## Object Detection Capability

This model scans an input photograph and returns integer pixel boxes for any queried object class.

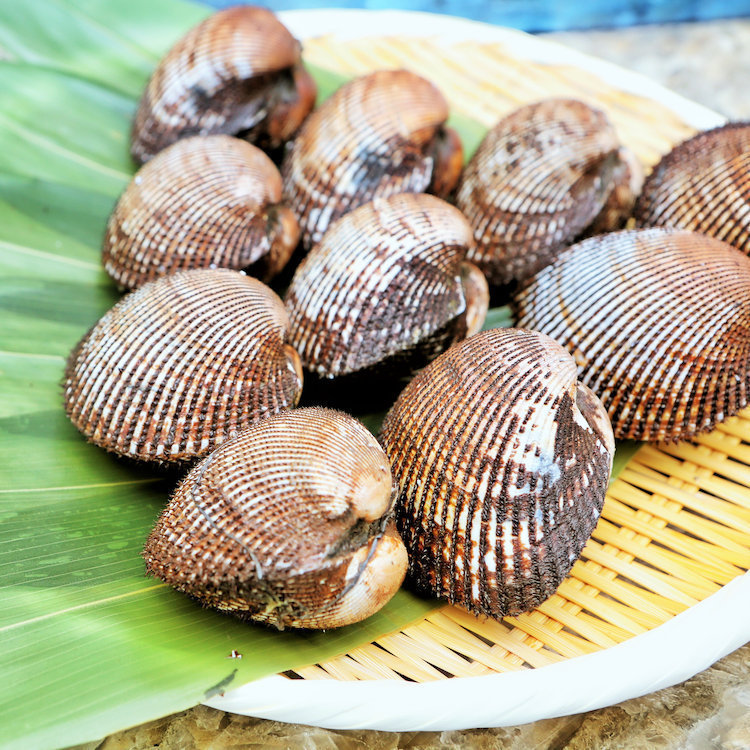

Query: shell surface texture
[635,122,750,255]
[104,135,300,290]
[455,98,621,286]
[513,227,750,442]
[585,145,645,236]
[284,193,489,391]
[64,269,303,464]
[281,69,462,249]
[143,408,408,630]
[378,328,614,619]
[131,6,316,163]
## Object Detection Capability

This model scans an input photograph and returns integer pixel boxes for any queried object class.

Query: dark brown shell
[455,98,620,285]
[281,70,462,249]
[103,135,299,290]
[635,122,750,255]
[379,328,614,619]
[131,6,316,163]
[64,269,302,463]
[513,228,750,442]
[284,193,488,381]
[585,145,644,236]
[143,408,408,629]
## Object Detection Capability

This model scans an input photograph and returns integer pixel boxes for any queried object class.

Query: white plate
[205,9,745,731]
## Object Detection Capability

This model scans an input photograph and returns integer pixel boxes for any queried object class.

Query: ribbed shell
[379,328,614,619]
[131,6,315,163]
[64,269,302,463]
[455,98,620,285]
[281,69,455,249]
[586,145,644,236]
[104,136,299,290]
[284,193,488,378]
[635,122,750,255]
[513,228,750,442]
[143,408,408,629]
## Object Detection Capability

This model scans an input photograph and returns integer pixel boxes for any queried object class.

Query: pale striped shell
[64,269,302,463]
[455,98,620,285]
[284,194,488,383]
[131,6,316,163]
[104,136,299,290]
[143,408,408,629]
[635,122,750,255]
[281,70,462,249]
[379,328,614,619]
[513,228,750,442]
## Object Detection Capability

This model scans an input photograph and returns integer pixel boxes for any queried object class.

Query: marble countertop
[73,17,750,750]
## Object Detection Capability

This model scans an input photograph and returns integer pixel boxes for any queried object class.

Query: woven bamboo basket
[206,11,750,730]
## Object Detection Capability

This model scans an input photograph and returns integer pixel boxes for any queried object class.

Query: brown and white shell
[131,6,316,164]
[284,193,488,383]
[143,408,408,629]
[64,269,302,463]
[379,328,614,619]
[513,227,750,442]
[634,122,750,255]
[281,69,463,249]
[103,135,300,290]
[585,145,644,236]
[455,98,620,285]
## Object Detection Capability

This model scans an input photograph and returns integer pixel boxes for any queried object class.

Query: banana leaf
[0,2,641,748]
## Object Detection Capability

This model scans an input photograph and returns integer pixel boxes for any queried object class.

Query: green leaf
[0,3,638,748]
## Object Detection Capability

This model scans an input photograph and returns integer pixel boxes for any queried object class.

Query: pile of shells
[65,4,750,630]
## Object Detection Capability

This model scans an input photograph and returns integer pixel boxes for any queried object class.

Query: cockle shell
[103,136,299,290]
[634,122,750,255]
[143,408,408,629]
[379,328,614,619]
[131,6,316,164]
[281,69,463,249]
[455,98,620,285]
[64,269,302,463]
[586,145,644,236]
[284,193,489,386]
[513,228,750,442]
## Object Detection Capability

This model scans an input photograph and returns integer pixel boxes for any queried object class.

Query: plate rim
[208,572,750,730]
[207,7,744,730]
[279,7,724,131]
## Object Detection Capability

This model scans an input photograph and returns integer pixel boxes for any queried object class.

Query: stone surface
[542,19,750,120]
[69,18,750,750]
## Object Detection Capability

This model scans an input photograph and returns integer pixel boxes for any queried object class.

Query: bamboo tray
[205,10,750,731]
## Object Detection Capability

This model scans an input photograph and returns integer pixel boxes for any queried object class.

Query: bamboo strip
[622,467,750,531]
[350,642,445,681]
[582,540,699,607]
[610,483,750,564]
[591,520,722,596]
[602,495,743,580]
[659,443,750,486]
[631,450,750,509]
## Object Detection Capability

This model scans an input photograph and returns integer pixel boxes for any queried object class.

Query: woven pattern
[282,34,749,682]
